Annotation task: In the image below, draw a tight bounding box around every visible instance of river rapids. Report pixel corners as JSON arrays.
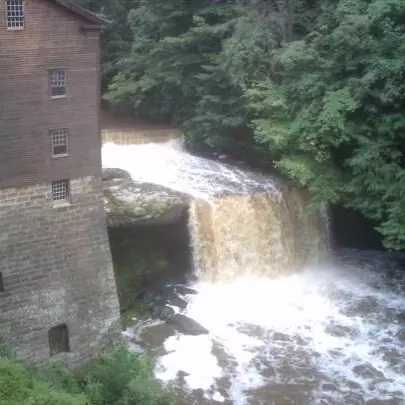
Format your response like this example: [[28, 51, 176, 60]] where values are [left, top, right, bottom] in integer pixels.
[[102, 139, 405, 405]]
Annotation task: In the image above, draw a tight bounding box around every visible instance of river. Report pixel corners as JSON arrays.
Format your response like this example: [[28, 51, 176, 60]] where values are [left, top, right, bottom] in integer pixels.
[[102, 136, 405, 405]]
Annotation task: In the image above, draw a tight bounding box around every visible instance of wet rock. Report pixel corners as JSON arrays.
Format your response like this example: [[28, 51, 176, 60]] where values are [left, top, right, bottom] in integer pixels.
[[396, 328, 405, 342], [143, 293, 166, 315], [102, 167, 132, 181], [211, 341, 238, 371], [367, 398, 403, 405], [343, 392, 367, 405], [153, 295, 165, 304], [236, 323, 266, 338], [138, 322, 177, 348], [352, 363, 385, 379], [325, 323, 358, 338], [253, 356, 276, 378], [381, 348, 402, 367], [168, 296, 188, 310], [368, 377, 394, 392], [166, 314, 209, 336], [248, 383, 312, 405], [103, 169, 190, 227], [150, 306, 161, 318], [142, 292, 155, 306], [174, 284, 198, 296], [328, 348, 343, 358], [321, 383, 339, 392], [272, 331, 292, 341], [350, 297, 379, 315], [159, 306, 176, 319], [347, 380, 362, 390], [394, 311, 405, 323]]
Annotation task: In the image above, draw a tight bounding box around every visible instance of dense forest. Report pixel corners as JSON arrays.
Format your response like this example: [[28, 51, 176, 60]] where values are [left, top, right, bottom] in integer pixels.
[[81, 0, 405, 251]]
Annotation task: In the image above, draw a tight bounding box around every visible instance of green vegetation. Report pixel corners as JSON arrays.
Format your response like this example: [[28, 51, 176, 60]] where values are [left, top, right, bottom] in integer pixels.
[[81, 0, 405, 250], [0, 348, 174, 405], [148, 202, 168, 215]]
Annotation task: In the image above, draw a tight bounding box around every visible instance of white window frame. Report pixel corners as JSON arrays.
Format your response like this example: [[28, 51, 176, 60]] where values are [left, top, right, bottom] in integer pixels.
[[49, 70, 67, 98], [6, 0, 25, 31], [51, 180, 70, 203], [50, 128, 69, 157]]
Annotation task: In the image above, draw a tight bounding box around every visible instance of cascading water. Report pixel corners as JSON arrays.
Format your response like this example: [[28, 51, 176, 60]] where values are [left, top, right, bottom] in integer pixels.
[[102, 138, 405, 405], [102, 140, 327, 280], [189, 192, 325, 282]]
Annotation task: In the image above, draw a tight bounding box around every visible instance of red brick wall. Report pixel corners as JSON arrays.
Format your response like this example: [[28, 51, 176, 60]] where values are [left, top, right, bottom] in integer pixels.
[[0, 0, 102, 188]]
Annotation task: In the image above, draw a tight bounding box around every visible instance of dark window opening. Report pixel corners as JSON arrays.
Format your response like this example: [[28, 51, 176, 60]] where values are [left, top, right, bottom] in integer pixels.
[[0, 273, 4, 293], [48, 324, 70, 356]]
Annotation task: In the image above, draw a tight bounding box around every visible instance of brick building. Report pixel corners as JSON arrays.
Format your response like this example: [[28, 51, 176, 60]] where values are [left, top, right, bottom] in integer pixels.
[[0, 0, 121, 365]]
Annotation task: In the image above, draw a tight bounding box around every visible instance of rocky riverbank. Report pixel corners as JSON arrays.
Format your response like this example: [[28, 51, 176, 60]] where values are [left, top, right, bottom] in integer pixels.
[[103, 168, 190, 227]]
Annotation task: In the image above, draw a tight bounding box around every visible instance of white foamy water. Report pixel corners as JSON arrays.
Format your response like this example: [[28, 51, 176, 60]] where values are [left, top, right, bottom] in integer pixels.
[[152, 254, 405, 404], [102, 140, 281, 199], [103, 138, 405, 404]]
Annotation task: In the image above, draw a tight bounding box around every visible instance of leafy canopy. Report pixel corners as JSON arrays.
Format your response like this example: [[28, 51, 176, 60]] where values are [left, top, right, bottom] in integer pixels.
[[84, 0, 405, 250]]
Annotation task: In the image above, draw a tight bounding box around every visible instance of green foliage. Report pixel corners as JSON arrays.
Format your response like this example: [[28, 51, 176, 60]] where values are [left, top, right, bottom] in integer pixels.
[[0, 356, 87, 405], [84, 0, 405, 249], [0, 349, 174, 405], [83, 348, 173, 405], [244, 0, 405, 249]]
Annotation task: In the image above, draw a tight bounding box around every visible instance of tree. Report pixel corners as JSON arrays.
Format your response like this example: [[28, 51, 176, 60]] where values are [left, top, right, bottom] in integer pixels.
[[84, 0, 405, 249], [246, 0, 405, 249]]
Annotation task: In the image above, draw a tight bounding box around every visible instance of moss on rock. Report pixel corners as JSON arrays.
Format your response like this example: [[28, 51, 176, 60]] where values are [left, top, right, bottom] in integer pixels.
[[103, 168, 190, 227]]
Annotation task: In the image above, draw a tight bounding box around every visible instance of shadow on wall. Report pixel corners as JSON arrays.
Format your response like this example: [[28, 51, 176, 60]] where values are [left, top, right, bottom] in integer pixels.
[[108, 210, 192, 311], [330, 205, 385, 251]]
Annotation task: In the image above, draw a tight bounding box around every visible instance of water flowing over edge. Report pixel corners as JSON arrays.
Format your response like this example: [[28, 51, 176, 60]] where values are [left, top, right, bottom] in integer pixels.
[[103, 139, 405, 405]]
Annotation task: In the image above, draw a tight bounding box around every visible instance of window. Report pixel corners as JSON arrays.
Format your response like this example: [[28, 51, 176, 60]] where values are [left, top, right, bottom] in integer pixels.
[[52, 180, 70, 202], [50, 128, 69, 156], [6, 0, 25, 30], [50, 70, 66, 97], [48, 324, 70, 356], [0, 273, 4, 293]]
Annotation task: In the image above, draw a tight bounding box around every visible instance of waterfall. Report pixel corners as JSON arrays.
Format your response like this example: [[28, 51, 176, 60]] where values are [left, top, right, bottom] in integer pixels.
[[189, 192, 327, 282], [102, 139, 328, 282], [102, 136, 405, 405]]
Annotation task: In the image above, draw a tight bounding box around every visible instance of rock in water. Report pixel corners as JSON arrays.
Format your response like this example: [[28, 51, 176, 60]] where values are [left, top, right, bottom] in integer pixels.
[[103, 168, 190, 227], [166, 314, 209, 336], [173, 284, 198, 296], [352, 363, 385, 379]]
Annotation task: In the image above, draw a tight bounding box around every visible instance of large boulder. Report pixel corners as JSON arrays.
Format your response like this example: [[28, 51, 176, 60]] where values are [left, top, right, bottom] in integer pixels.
[[165, 314, 209, 336], [103, 168, 190, 227]]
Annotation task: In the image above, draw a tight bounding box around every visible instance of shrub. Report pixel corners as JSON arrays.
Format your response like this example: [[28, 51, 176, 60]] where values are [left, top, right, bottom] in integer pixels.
[[0, 356, 87, 405], [0, 347, 174, 405]]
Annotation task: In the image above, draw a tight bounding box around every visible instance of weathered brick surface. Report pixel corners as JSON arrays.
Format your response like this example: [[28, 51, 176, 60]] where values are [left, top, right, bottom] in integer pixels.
[[0, 0, 102, 189], [0, 176, 121, 366]]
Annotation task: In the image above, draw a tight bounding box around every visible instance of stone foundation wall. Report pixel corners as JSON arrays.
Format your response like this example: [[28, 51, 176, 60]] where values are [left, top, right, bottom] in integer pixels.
[[0, 176, 121, 366]]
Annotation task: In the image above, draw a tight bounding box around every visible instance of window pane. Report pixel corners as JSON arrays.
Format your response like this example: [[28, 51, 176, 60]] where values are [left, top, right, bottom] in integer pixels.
[[53, 145, 68, 155], [6, 0, 25, 29], [50, 70, 66, 97], [52, 180, 70, 201], [50, 128, 69, 156]]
